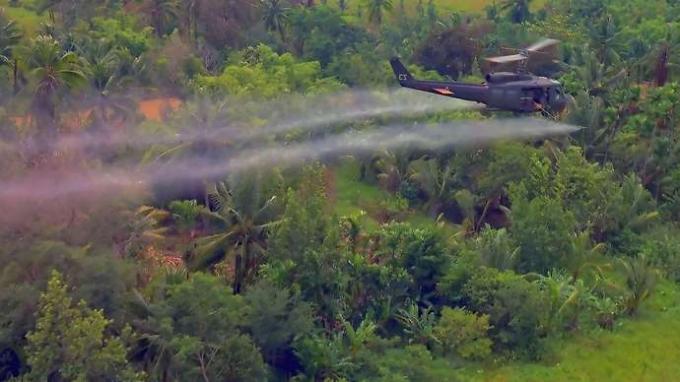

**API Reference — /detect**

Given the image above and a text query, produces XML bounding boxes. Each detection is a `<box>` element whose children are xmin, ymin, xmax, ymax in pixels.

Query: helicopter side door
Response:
<box><xmin>488</xmin><ymin>86</ymin><xmax>532</xmax><ymax>112</ymax></box>
<box><xmin>520</xmin><ymin>89</ymin><xmax>536</xmax><ymax>111</ymax></box>
<box><xmin>521</xmin><ymin>87</ymin><xmax>548</xmax><ymax>112</ymax></box>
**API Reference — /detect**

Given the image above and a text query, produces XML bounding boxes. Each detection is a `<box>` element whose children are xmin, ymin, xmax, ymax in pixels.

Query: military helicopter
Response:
<box><xmin>390</xmin><ymin>38</ymin><xmax>568</xmax><ymax>115</ymax></box>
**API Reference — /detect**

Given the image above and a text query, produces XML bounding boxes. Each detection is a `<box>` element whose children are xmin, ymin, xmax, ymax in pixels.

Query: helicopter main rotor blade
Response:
<box><xmin>485</xmin><ymin>54</ymin><xmax>526</xmax><ymax>64</ymax></box>
<box><xmin>526</xmin><ymin>38</ymin><xmax>560</xmax><ymax>52</ymax></box>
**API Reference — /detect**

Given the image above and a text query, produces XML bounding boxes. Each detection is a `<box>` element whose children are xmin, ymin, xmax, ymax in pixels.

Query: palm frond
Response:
<box><xmin>190</xmin><ymin>232</ymin><xmax>236</xmax><ymax>270</ymax></box>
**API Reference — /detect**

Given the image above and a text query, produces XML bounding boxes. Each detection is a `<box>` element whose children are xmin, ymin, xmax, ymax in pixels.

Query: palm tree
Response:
<box><xmin>395</xmin><ymin>302</ymin><xmax>439</xmax><ymax>346</ymax></box>
<box><xmin>26</xmin><ymin>35</ymin><xmax>86</xmax><ymax>143</ymax></box>
<box><xmin>0</xmin><ymin>10</ymin><xmax>21</xmax><ymax>91</ymax></box>
<box><xmin>181</xmin><ymin>0</ymin><xmax>199</xmax><ymax>41</ymax></box>
<box><xmin>618</xmin><ymin>254</ymin><xmax>658</xmax><ymax>316</ymax></box>
<box><xmin>36</xmin><ymin>0</ymin><xmax>75</xmax><ymax>28</ymax></box>
<box><xmin>143</xmin><ymin>0</ymin><xmax>180</xmax><ymax>37</ymax></box>
<box><xmin>408</xmin><ymin>157</ymin><xmax>456</xmax><ymax>217</ymax></box>
<box><xmin>79</xmin><ymin>41</ymin><xmax>136</xmax><ymax>132</ymax></box>
<box><xmin>570</xmin><ymin>49</ymin><xmax>628</xmax><ymax>98</ymax></box>
<box><xmin>365</xmin><ymin>0</ymin><xmax>392</xmax><ymax>27</ymax></box>
<box><xmin>373</xmin><ymin>148</ymin><xmax>414</xmax><ymax>194</ymax></box>
<box><xmin>588</xmin><ymin>13</ymin><xmax>621</xmax><ymax>68</ymax></box>
<box><xmin>74</xmin><ymin>41</ymin><xmax>140</xmax><ymax>161</ymax></box>
<box><xmin>260</xmin><ymin>0</ymin><xmax>289</xmax><ymax>41</ymax></box>
<box><xmin>501</xmin><ymin>0</ymin><xmax>532</xmax><ymax>24</ymax></box>
<box><xmin>630</xmin><ymin>28</ymin><xmax>680</xmax><ymax>87</ymax></box>
<box><xmin>0</xmin><ymin>10</ymin><xmax>21</xmax><ymax>60</ymax></box>
<box><xmin>189</xmin><ymin>173</ymin><xmax>283</xmax><ymax>293</ymax></box>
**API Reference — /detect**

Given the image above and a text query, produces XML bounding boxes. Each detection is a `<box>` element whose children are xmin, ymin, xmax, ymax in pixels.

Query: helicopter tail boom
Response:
<box><xmin>390</xmin><ymin>57</ymin><xmax>488</xmax><ymax>104</ymax></box>
<box><xmin>389</xmin><ymin>58</ymin><xmax>414</xmax><ymax>84</ymax></box>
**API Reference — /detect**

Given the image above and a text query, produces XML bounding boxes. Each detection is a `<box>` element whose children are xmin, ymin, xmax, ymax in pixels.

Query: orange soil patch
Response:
<box><xmin>10</xmin><ymin>115</ymin><xmax>30</xmax><ymax>128</ymax></box>
<box><xmin>138</xmin><ymin>97</ymin><xmax>182</xmax><ymax>121</ymax></box>
<box><xmin>10</xmin><ymin>97</ymin><xmax>183</xmax><ymax>129</ymax></box>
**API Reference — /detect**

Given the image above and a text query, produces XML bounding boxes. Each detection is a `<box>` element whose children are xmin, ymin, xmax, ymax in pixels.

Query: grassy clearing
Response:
<box><xmin>332</xmin><ymin>158</ymin><xmax>461</xmax><ymax>238</ymax></box>
<box><xmin>333</xmin><ymin>159</ymin><xmax>390</xmax><ymax>232</ymax></box>
<box><xmin>459</xmin><ymin>280</ymin><xmax>680</xmax><ymax>382</ymax></box>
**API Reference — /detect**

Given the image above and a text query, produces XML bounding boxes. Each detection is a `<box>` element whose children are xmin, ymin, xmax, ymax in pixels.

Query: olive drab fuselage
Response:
<box><xmin>390</xmin><ymin>58</ymin><xmax>568</xmax><ymax>114</ymax></box>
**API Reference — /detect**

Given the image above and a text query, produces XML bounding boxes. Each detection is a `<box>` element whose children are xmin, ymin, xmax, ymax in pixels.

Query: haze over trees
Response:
<box><xmin>1</xmin><ymin>0</ymin><xmax>680</xmax><ymax>380</ymax></box>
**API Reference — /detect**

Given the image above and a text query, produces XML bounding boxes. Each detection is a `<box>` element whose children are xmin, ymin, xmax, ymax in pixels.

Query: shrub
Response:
<box><xmin>433</xmin><ymin>307</ymin><xmax>492</xmax><ymax>360</ymax></box>
<box><xmin>378</xmin><ymin>223</ymin><xmax>451</xmax><ymax>303</ymax></box>
<box><xmin>462</xmin><ymin>267</ymin><xmax>549</xmax><ymax>359</ymax></box>
<box><xmin>509</xmin><ymin>184</ymin><xmax>577</xmax><ymax>274</ymax></box>
<box><xmin>639</xmin><ymin>228</ymin><xmax>680</xmax><ymax>283</ymax></box>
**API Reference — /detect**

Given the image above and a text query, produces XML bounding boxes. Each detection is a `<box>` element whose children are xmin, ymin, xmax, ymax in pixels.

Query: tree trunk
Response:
<box><xmin>233</xmin><ymin>254</ymin><xmax>242</xmax><ymax>294</ymax></box>
<box><xmin>12</xmin><ymin>59</ymin><xmax>18</xmax><ymax>95</ymax></box>
<box><xmin>31</xmin><ymin>92</ymin><xmax>58</xmax><ymax>155</ymax></box>
<box><xmin>656</xmin><ymin>44</ymin><xmax>669</xmax><ymax>87</ymax></box>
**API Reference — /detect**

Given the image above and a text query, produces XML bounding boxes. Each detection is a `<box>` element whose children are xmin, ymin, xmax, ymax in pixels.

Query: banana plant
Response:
<box><xmin>395</xmin><ymin>302</ymin><xmax>440</xmax><ymax>346</ymax></box>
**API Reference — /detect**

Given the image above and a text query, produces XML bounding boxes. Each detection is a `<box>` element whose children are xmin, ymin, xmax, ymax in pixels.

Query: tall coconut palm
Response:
<box><xmin>79</xmin><ymin>41</ymin><xmax>136</xmax><ymax>132</ymax></box>
<box><xmin>143</xmin><ymin>0</ymin><xmax>180</xmax><ymax>37</ymax></box>
<box><xmin>261</xmin><ymin>0</ymin><xmax>289</xmax><ymax>41</ymax></box>
<box><xmin>0</xmin><ymin>10</ymin><xmax>21</xmax><ymax>92</ymax></box>
<box><xmin>365</xmin><ymin>0</ymin><xmax>392</xmax><ymax>27</ymax></box>
<box><xmin>181</xmin><ymin>0</ymin><xmax>199</xmax><ymax>41</ymax></box>
<box><xmin>631</xmin><ymin>28</ymin><xmax>680</xmax><ymax>87</ymax></box>
<box><xmin>25</xmin><ymin>35</ymin><xmax>86</xmax><ymax>142</ymax></box>
<box><xmin>189</xmin><ymin>172</ymin><xmax>283</xmax><ymax>293</ymax></box>
<box><xmin>73</xmin><ymin>41</ymin><xmax>139</xmax><ymax>162</ymax></box>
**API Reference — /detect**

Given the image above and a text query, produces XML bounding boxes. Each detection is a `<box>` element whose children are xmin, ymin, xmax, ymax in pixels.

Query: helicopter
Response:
<box><xmin>390</xmin><ymin>38</ymin><xmax>568</xmax><ymax>115</ymax></box>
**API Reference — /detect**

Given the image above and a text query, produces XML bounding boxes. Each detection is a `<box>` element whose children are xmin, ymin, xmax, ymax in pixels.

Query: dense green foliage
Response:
<box><xmin>1</xmin><ymin>0</ymin><xmax>680</xmax><ymax>380</ymax></box>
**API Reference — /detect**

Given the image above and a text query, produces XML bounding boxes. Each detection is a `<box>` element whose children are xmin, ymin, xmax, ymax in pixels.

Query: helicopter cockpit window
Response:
<box><xmin>528</xmin><ymin>88</ymin><xmax>547</xmax><ymax>105</ymax></box>
<box><xmin>554</xmin><ymin>88</ymin><xmax>562</xmax><ymax>99</ymax></box>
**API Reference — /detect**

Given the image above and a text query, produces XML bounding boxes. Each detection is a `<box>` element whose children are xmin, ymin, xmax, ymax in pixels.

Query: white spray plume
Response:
<box><xmin>52</xmin><ymin>89</ymin><xmax>482</xmax><ymax>153</ymax></box>
<box><xmin>1</xmin><ymin>118</ymin><xmax>581</xmax><ymax>203</ymax></box>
